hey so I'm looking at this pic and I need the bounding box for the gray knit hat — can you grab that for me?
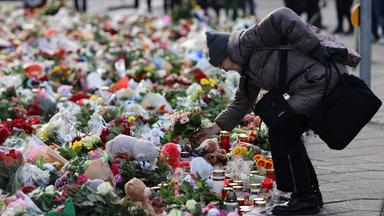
[205,30,230,67]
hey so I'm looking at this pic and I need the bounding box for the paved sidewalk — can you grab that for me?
[305,124,384,216]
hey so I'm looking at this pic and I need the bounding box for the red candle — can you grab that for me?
[220,131,230,153]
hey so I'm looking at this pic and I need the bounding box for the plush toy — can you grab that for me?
[160,142,181,168]
[190,157,213,180]
[105,135,158,165]
[83,159,115,186]
[124,177,157,216]
[196,139,228,165]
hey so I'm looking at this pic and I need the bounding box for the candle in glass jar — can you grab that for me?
[220,131,230,153]
[238,134,249,143]
[222,187,233,201]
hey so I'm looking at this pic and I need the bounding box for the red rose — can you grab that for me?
[0,125,12,144]
[27,105,43,116]
[21,185,36,194]
[69,92,88,102]
[194,70,208,81]
[29,117,41,124]
[100,127,110,144]
[111,162,120,175]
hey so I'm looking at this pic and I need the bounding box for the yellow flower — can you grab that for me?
[231,146,249,157]
[71,140,84,151]
[200,78,209,86]
[196,87,203,95]
[128,116,136,122]
[209,79,217,88]
[90,95,104,104]
[144,64,156,72]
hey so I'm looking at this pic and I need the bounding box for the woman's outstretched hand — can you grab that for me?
[192,123,222,145]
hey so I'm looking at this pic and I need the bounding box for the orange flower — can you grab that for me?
[253,154,264,161]
[256,159,266,168]
[265,161,274,169]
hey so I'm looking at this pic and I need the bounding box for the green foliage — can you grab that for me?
[75,104,94,132]
[119,159,171,187]
[61,157,90,181]
[159,175,221,209]
[102,106,124,123]
[120,197,149,216]
[164,88,187,108]
[0,100,17,120]
[30,186,60,212]
[68,183,121,216]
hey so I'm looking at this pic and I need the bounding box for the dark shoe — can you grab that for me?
[272,193,320,215]
[290,190,323,208]
[332,27,343,34]
[344,28,354,35]
[315,190,323,208]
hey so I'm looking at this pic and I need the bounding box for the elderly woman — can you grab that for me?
[193,7,346,215]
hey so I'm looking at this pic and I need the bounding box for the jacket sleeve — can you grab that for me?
[241,7,320,54]
[215,75,260,131]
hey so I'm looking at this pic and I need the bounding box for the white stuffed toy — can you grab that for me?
[105,135,159,165]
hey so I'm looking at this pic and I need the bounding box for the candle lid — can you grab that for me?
[223,187,233,191]
[213,169,225,176]
[240,206,252,212]
[233,180,243,186]
[238,134,248,138]
[251,171,259,175]
[255,201,267,207]
[180,151,190,158]
[228,183,239,187]
[220,131,230,135]
[250,183,261,190]
[233,186,243,192]
[254,198,264,202]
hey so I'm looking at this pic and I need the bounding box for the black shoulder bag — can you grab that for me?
[310,61,382,150]
[244,43,295,132]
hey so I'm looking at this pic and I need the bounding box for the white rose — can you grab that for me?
[185,199,197,213]
[96,182,113,195]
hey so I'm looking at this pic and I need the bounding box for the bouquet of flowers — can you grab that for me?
[0,148,23,191]
[161,108,203,145]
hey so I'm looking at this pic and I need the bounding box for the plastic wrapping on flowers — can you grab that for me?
[0,5,273,216]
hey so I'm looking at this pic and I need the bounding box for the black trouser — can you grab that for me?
[134,0,152,12]
[335,0,353,31]
[269,114,319,193]
[284,0,322,28]
[74,0,87,12]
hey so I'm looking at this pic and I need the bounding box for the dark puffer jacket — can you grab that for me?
[215,7,346,131]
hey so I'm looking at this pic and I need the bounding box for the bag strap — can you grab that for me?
[244,39,289,110]
[278,39,288,93]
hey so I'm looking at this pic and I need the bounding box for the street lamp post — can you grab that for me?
[359,0,372,87]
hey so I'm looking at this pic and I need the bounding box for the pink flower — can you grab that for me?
[77,175,88,184]
[179,116,190,124]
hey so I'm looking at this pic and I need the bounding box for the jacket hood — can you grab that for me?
[227,30,247,69]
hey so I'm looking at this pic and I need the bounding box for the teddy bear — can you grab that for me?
[124,177,157,216]
[105,135,158,166]
[195,138,228,165]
